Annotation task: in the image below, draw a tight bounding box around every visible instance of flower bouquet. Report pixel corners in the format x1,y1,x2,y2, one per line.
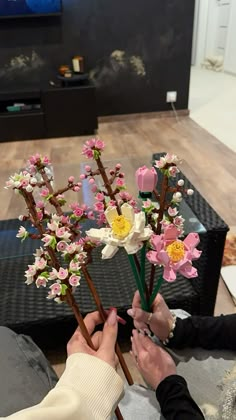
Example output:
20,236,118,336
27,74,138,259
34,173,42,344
5,140,201,418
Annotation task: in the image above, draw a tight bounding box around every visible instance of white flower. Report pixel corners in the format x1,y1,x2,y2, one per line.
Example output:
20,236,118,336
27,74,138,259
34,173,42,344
16,226,29,240
187,189,194,196
86,203,152,259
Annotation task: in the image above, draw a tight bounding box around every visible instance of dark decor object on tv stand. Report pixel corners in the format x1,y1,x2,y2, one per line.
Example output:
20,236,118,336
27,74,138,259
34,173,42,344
57,73,89,87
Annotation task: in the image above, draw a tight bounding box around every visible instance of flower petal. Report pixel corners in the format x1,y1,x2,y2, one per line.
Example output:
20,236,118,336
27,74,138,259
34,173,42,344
105,206,118,225
121,203,134,224
101,244,119,259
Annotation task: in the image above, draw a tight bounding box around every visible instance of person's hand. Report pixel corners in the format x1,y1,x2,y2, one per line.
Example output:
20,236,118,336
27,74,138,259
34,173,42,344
127,290,174,341
67,309,118,369
131,329,176,389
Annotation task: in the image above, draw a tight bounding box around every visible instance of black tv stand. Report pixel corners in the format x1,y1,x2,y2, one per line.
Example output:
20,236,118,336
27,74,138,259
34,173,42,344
0,83,98,142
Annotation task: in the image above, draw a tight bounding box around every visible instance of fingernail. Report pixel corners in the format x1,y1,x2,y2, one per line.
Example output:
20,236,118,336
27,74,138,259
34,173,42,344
107,308,117,326
127,309,134,317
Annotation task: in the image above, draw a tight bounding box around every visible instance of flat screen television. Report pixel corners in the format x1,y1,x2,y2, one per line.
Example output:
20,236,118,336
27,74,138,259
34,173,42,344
0,0,62,18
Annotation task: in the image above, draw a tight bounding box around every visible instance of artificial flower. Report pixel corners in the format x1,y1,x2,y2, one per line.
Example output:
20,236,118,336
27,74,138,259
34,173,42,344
86,203,152,259
146,224,202,282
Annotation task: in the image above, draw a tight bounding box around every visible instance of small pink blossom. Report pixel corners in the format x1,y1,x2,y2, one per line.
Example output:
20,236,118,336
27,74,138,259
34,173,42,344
25,265,37,277
85,165,91,172
40,188,50,198
49,268,58,280
56,227,71,241
115,163,121,170
94,202,104,212
16,226,28,240
88,211,95,220
80,174,86,180
36,276,47,288
168,207,178,217
69,260,80,272
95,192,105,201
116,178,125,187
107,200,116,207
56,241,68,252
169,166,179,177
73,186,80,192
68,176,75,183
50,283,62,296
35,258,47,270
69,275,81,287
96,213,106,226
95,139,105,150
73,207,84,217
89,178,95,184
57,267,68,280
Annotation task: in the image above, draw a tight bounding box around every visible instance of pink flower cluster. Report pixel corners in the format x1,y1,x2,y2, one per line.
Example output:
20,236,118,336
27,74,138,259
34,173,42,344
82,138,105,159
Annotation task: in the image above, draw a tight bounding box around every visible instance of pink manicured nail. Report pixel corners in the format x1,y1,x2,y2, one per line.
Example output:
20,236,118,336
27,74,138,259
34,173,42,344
107,309,117,326
105,308,126,325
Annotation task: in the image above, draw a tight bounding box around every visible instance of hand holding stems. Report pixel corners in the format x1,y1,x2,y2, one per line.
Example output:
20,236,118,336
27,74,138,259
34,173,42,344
131,329,176,389
127,290,175,342
67,309,119,370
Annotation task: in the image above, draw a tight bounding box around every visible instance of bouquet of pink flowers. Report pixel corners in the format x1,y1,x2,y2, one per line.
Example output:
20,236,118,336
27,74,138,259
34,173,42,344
5,139,201,316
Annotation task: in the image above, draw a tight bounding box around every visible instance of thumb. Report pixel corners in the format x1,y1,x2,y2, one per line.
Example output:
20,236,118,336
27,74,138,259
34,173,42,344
100,309,118,353
127,307,146,323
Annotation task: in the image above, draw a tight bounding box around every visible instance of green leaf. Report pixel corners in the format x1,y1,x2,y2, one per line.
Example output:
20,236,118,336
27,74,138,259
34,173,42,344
61,284,68,296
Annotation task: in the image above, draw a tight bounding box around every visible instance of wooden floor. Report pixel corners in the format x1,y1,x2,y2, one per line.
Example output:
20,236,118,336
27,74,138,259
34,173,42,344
1,114,236,226
1,113,236,379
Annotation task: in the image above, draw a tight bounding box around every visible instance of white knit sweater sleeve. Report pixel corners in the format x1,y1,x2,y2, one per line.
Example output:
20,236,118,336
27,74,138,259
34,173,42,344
2,353,124,420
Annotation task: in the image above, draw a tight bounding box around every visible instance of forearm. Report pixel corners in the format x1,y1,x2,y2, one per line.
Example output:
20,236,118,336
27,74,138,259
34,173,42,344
168,314,236,350
4,353,124,420
156,375,204,419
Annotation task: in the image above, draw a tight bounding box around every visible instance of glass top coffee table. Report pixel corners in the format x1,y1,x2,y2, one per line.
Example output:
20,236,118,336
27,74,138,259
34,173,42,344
0,154,228,349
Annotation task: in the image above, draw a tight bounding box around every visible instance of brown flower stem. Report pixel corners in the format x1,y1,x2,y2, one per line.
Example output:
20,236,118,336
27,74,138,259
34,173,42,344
66,290,123,420
81,265,134,386
95,157,121,214
40,169,64,216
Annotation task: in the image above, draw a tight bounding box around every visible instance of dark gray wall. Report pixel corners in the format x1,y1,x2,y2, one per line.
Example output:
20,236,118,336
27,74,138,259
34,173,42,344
0,0,195,116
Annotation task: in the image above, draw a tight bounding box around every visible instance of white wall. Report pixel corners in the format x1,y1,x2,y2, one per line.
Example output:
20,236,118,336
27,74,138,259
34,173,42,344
224,1,236,74
194,0,209,66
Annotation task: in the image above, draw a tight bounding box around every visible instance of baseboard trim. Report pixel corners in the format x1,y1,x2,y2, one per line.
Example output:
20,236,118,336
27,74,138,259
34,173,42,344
98,109,189,123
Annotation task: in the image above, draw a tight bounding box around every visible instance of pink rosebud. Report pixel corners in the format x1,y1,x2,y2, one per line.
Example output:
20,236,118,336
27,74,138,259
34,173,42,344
73,186,80,192
169,166,179,177
80,174,86,180
85,165,91,172
77,182,82,188
135,166,157,192
89,178,95,184
74,207,84,217
68,176,75,183
115,163,121,170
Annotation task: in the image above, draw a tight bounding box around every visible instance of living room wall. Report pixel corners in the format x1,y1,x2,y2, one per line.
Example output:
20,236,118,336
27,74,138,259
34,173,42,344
0,0,195,116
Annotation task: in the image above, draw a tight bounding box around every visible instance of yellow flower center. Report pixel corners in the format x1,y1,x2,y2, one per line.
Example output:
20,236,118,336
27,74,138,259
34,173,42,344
112,215,132,239
166,241,185,262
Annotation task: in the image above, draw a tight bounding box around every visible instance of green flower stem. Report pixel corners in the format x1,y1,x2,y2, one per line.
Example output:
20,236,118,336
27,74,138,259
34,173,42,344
128,254,148,311
141,243,150,304
149,275,164,307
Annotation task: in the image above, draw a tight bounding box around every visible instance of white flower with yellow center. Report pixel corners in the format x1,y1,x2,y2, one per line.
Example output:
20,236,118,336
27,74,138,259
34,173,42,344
86,203,153,259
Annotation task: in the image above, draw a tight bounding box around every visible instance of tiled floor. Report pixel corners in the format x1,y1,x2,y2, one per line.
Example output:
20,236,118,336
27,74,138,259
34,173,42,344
189,66,236,153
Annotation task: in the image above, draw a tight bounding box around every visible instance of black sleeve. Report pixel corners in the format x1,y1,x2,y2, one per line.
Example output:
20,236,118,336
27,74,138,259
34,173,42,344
156,375,205,419
168,314,236,350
